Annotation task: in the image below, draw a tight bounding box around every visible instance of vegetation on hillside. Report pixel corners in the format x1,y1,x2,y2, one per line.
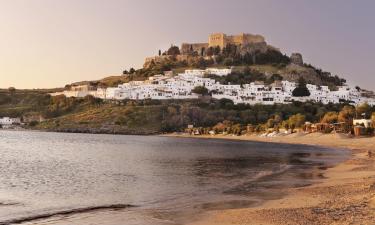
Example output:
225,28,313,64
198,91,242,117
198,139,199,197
1,87,374,135
31,96,375,134
205,66,283,85
304,64,346,87
292,77,311,97
144,44,290,74
70,41,348,92
192,86,209,95
122,43,347,91
0,88,56,117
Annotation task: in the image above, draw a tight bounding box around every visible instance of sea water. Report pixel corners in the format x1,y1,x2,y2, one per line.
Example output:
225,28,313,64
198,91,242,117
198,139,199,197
0,131,349,224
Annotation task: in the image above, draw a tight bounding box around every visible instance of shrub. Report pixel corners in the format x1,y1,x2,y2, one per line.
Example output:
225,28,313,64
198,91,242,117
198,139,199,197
292,77,310,97
286,113,306,128
223,58,234,66
28,121,39,127
321,112,338,124
192,86,209,96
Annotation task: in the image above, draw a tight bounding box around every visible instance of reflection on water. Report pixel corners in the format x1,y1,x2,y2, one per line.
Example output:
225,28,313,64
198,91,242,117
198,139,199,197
0,131,349,224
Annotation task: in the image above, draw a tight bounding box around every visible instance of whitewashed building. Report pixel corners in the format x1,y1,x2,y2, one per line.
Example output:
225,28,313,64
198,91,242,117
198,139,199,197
0,117,22,128
50,68,375,106
353,119,373,128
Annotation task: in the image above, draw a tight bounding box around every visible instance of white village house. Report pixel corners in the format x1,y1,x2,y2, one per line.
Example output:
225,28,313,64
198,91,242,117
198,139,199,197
353,119,373,128
50,68,375,106
0,117,22,128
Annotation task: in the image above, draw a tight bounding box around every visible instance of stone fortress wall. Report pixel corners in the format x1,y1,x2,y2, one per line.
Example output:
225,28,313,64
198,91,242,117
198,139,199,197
145,32,279,67
208,33,266,49
181,33,268,56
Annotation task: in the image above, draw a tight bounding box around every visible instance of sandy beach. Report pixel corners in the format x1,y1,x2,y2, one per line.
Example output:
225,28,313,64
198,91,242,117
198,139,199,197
175,133,375,225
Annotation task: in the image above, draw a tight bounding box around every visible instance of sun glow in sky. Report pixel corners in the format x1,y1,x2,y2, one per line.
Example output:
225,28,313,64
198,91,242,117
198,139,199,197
1,0,374,89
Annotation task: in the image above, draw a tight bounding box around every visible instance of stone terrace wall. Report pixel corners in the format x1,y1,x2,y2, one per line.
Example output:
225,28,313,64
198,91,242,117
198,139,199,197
181,43,209,55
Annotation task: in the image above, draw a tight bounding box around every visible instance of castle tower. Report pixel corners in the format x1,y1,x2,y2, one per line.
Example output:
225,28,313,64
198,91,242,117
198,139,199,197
290,53,303,66
209,33,227,48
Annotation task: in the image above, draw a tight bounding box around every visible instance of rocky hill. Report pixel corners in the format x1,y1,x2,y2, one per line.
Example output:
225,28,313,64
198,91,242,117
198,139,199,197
137,32,347,89
63,32,347,91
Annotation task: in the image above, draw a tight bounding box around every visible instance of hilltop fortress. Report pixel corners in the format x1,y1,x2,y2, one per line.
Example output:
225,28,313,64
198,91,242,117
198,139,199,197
209,33,265,48
144,32,278,68
181,33,268,55
53,32,375,107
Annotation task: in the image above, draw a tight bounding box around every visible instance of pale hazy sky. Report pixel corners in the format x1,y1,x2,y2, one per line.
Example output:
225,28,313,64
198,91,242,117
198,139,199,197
0,0,374,89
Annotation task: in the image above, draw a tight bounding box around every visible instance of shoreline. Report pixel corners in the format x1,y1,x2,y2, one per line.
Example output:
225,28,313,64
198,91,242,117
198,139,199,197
3,131,374,224
167,133,375,225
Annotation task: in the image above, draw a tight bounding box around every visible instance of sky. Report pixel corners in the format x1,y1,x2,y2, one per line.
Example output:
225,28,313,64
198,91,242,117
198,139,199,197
0,0,374,89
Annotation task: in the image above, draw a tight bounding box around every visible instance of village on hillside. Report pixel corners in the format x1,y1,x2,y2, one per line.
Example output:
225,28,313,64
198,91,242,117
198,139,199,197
51,67,375,106
51,32,375,106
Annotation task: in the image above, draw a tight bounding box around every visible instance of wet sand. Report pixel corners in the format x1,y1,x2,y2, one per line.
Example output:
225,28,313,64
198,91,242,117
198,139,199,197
180,133,375,225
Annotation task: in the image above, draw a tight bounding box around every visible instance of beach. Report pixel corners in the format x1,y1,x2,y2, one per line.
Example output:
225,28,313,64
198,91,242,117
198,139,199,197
33,132,375,225
177,133,375,225
1,131,373,225
3,131,344,225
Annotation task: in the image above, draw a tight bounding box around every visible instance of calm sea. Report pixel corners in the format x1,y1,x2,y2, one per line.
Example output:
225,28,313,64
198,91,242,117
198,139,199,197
0,131,349,224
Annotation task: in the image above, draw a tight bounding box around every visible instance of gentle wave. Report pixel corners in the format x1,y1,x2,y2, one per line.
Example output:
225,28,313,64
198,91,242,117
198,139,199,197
252,164,292,181
222,164,293,196
0,204,135,225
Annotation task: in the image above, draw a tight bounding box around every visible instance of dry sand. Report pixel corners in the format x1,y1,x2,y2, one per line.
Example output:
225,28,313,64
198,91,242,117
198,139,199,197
180,133,375,225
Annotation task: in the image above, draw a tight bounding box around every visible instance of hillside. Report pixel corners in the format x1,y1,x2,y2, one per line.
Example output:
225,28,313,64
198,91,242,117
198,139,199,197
249,64,344,88
69,75,135,88
0,88,61,118
62,33,346,91
31,99,373,135
1,80,373,135
135,33,347,89
67,63,345,93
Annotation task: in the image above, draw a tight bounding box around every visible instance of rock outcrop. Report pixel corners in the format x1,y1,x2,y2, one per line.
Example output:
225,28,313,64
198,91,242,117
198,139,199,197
290,53,304,66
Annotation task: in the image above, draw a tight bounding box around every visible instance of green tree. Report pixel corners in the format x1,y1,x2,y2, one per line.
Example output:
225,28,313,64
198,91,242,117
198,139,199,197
292,77,310,97
194,57,207,69
243,66,251,75
266,114,282,129
282,121,290,130
192,86,209,96
265,118,275,129
200,47,205,56
206,47,214,56
356,103,371,118
321,112,338,124
287,113,306,128
269,74,283,83
213,46,221,55
338,105,355,124
223,58,234,66
231,123,242,135
167,45,180,56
